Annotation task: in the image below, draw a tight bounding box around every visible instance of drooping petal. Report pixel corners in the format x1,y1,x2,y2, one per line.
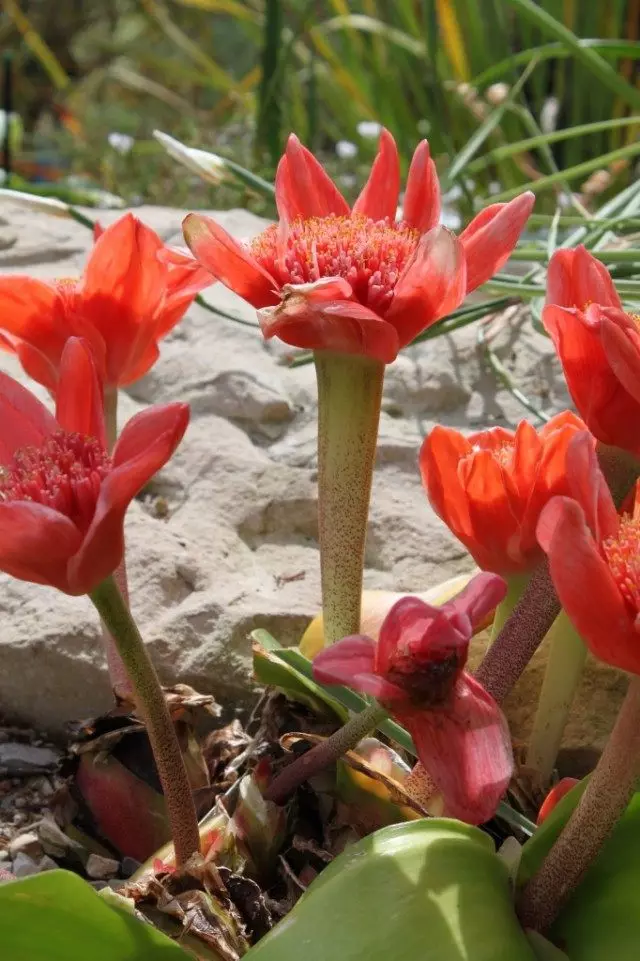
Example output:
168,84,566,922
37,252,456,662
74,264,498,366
401,673,513,824
313,635,406,701
543,304,640,453
599,308,640,405
564,431,618,543
8,340,59,394
0,370,57,463
402,140,441,233
183,214,278,309
0,501,82,591
258,280,400,363
446,571,507,630
386,226,466,346
68,403,190,594
352,129,400,222
459,192,535,293
275,134,350,222
375,596,444,676
54,338,106,447
546,245,622,309
537,497,639,672
0,276,69,372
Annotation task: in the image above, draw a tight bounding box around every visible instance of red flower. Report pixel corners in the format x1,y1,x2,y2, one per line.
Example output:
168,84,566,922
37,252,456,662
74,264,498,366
538,430,640,675
313,572,513,824
0,214,213,392
419,412,587,574
544,245,640,454
183,130,534,363
0,337,189,595
537,777,579,826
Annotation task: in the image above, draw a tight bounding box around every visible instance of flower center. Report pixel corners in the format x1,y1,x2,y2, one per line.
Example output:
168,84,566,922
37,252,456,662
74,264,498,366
386,649,465,708
0,430,111,533
603,515,640,614
251,214,420,315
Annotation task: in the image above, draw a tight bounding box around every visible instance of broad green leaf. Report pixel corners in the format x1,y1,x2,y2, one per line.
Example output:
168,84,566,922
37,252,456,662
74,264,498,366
243,819,536,961
0,870,191,961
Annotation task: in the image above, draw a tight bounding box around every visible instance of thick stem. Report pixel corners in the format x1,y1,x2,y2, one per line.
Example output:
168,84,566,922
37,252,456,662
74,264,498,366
90,575,200,866
490,572,531,644
314,351,384,646
518,676,640,932
525,613,587,785
101,388,134,700
596,442,640,507
474,561,560,704
265,703,387,805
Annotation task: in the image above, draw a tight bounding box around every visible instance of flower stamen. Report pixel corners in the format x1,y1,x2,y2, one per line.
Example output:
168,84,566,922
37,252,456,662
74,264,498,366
603,515,640,614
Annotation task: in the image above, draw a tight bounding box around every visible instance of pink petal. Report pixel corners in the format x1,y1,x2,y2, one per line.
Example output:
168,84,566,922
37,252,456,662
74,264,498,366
68,404,189,594
182,214,278,309
546,246,622,309
313,635,405,701
0,370,57,464
402,140,441,233
375,596,442,675
537,497,640,673
275,135,349,222
0,501,82,592
385,226,466,346
55,338,106,448
446,571,507,630
600,308,640,404
352,129,400,222
565,431,618,542
258,281,400,363
401,673,513,824
460,192,535,293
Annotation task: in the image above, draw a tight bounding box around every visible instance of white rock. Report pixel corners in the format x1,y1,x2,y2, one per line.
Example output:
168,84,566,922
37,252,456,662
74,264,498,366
86,853,120,880
8,831,43,861
12,852,40,878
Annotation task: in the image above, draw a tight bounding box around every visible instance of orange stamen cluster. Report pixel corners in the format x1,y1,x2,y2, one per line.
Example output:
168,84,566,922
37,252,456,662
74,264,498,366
603,515,640,613
0,431,110,532
251,215,420,314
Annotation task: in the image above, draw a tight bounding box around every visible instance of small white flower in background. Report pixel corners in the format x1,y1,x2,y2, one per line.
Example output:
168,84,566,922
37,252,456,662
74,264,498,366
486,83,510,106
540,97,560,134
356,121,382,139
107,132,135,155
336,140,358,160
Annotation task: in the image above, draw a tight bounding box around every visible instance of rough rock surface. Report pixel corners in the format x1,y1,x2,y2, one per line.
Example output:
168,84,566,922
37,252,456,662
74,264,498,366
0,202,625,753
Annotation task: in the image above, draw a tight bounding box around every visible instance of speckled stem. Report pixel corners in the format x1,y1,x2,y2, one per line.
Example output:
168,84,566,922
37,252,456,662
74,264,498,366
265,704,387,805
525,613,587,784
90,575,200,867
101,388,134,700
314,351,385,646
596,442,640,507
474,561,560,704
518,676,640,932
490,572,531,644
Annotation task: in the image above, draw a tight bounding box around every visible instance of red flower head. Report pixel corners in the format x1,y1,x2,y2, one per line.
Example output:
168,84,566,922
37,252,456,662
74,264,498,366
183,130,534,363
313,572,513,824
0,214,213,392
0,338,189,595
419,412,587,574
544,245,640,455
539,431,640,676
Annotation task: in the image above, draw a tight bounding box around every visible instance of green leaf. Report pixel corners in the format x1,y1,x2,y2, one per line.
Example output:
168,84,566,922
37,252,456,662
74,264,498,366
472,40,640,88
519,784,640,960
243,819,536,961
0,870,191,961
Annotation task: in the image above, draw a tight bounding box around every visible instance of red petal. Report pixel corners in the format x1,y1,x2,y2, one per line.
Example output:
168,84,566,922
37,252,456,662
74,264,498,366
275,135,349,222
402,140,441,233
386,226,466,346
259,281,399,363
600,308,640,404
419,426,475,547
565,431,618,542
546,245,621,309
352,129,400,222
461,449,526,572
68,403,190,594
402,673,513,824
312,635,405,701
0,502,81,591
447,571,507,629
183,214,278,309
55,338,106,447
0,370,57,463
460,192,535,293
538,497,640,672
537,777,580,825
0,277,69,380
375,596,443,675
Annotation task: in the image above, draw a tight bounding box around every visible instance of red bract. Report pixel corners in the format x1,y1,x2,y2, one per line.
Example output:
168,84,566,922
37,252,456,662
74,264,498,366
538,431,640,675
544,245,640,454
313,572,513,824
419,412,587,574
183,130,534,363
0,213,213,392
0,338,189,595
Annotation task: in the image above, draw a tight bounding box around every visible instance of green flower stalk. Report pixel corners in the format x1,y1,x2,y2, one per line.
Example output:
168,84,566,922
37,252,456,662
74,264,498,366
315,351,385,646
